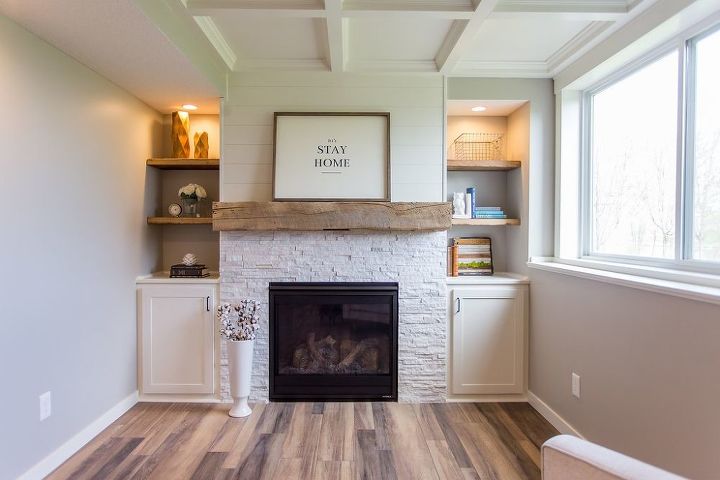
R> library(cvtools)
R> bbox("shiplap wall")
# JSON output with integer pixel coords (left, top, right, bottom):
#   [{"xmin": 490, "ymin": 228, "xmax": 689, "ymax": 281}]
[{"xmin": 222, "ymin": 72, "xmax": 444, "ymax": 201}]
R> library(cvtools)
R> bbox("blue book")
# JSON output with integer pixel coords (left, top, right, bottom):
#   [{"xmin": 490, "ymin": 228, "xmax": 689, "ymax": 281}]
[
  {"xmin": 475, "ymin": 214, "xmax": 507, "ymax": 219},
  {"xmin": 475, "ymin": 209, "xmax": 505, "ymax": 215},
  {"xmin": 475, "ymin": 206, "xmax": 503, "ymax": 211},
  {"xmin": 466, "ymin": 187, "xmax": 476, "ymax": 218}
]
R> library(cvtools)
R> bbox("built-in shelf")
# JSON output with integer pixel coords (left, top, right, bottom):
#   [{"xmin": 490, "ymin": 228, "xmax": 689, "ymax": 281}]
[
  {"xmin": 147, "ymin": 217, "xmax": 213, "ymax": 225},
  {"xmin": 146, "ymin": 158, "xmax": 219, "ymax": 170},
  {"xmin": 451, "ymin": 218, "xmax": 520, "ymax": 226},
  {"xmin": 447, "ymin": 159, "xmax": 521, "ymax": 171}
]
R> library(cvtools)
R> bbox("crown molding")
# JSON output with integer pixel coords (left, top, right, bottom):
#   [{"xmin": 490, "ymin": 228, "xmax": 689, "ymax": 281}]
[
  {"xmin": 344, "ymin": 0, "xmax": 474, "ymax": 12},
  {"xmin": 347, "ymin": 59, "xmax": 440, "ymax": 73},
  {"xmin": 343, "ymin": 0, "xmax": 474, "ymax": 18},
  {"xmin": 185, "ymin": 0, "xmax": 325, "ymax": 17},
  {"xmin": 234, "ymin": 58, "xmax": 329, "ymax": 72},
  {"xmin": 452, "ymin": 60, "xmax": 551, "ymax": 77},
  {"xmin": 496, "ymin": 0, "xmax": 628, "ymax": 12},
  {"xmin": 546, "ymin": 21, "xmax": 613, "ymax": 75}
]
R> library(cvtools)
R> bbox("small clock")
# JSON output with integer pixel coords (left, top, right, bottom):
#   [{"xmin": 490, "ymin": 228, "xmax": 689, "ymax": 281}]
[{"xmin": 168, "ymin": 203, "xmax": 182, "ymax": 217}]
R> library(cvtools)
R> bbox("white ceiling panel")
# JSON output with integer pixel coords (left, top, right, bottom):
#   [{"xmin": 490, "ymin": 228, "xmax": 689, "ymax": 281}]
[
  {"xmin": 349, "ymin": 17, "xmax": 453, "ymax": 61},
  {"xmin": 464, "ymin": 17, "xmax": 592, "ymax": 62},
  {"xmin": 213, "ymin": 16, "xmax": 326, "ymax": 62}
]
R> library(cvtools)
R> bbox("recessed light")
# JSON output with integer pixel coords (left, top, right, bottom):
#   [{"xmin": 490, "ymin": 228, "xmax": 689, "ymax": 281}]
[
  {"xmin": 471, "ymin": 106, "xmax": 487, "ymax": 112},
  {"xmin": 181, "ymin": 104, "xmax": 198, "ymax": 111}
]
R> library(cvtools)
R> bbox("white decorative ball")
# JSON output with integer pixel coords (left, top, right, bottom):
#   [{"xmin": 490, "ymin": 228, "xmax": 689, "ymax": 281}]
[{"xmin": 182, "ymin": 253, "xmax": 197, "ymax": 266}]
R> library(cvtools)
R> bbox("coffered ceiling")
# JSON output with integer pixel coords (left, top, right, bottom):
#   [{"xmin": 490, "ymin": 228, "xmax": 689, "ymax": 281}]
[
  {"xmin": 183, "ymin": 0, "xmax": 655, "ymax": 76},
  {"xmin": 0, "ymin": 0, "xmax": 657, "ymax": 113}
]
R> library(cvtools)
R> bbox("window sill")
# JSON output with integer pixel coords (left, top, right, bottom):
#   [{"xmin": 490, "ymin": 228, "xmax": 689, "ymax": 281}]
[{"xmin": 527, "ymin": 258, "xmax": 720, "ymax": 306}]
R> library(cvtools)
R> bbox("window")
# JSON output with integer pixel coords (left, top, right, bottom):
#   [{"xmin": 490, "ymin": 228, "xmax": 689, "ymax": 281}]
[
  {"xmin": 583, "ymin": 24, "xmax": 720, "ymax": 268},
  {"xmin": 691, "ymin": 29, "xmax": 720, "ymax": 261}
]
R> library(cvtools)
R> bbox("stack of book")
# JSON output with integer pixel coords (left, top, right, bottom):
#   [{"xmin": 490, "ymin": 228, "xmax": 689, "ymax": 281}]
[
  {"xmin": 170, "ymin": 263, "xmax": 209, "ymax": 278},
  {"xmin": 448, "ymin": 237, "xmax": 493, "ymax": 276},
  {"xmin": 474, "ymin": 206, "xmax": 507, "ymax": 219}
]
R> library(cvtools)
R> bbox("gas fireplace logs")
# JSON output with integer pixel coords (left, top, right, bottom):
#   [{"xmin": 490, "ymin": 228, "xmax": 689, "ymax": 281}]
[{"xmin": 287, "ymin": 332, "xmax": 386, "ymax": 374}]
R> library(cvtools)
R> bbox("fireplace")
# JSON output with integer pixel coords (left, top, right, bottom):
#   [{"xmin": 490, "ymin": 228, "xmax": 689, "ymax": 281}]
[{"xmin": 269, "ymin": 282, "xmax": 398, "ymax": 401}]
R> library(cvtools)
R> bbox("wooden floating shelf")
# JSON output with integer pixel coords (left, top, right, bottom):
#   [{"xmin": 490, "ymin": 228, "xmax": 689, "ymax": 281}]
[
  {"xmin": 147, "ymin": 217, "xmax": 213, "ymax": 225},
  {"xmin": 451, "ymin": 218, "xmax": 520, "ymax": 226},
  {"xmin": 447, "ymin": 159, "xmax": 521, "ymax": 171},
  {"xmin": 213, "ymin": 201, "xmax": 452, "ymax": 232},
  {"xmin": 146, "ymin": 158, "xmax": 219, "ymax": 170}
]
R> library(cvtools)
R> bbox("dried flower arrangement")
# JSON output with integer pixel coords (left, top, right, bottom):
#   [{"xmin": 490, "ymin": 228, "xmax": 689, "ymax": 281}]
[
  {"xmin": 178, "ymin": 183, "xmax": 207, "ymax": 200},
  {"xmin": 218, "ymin": 300, "xmax": 260, "ymax": 342}
]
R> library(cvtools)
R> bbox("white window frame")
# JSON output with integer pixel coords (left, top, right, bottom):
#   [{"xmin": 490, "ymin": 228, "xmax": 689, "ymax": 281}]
[{"xmin": 579, "ymin": 21, "xmax": 720, "ymax": 276}]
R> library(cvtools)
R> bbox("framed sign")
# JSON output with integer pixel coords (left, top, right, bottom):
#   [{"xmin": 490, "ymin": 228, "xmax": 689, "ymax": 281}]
[{"xmin": 273, "ymin": 112, "xmax": 390, "ymax": 201}]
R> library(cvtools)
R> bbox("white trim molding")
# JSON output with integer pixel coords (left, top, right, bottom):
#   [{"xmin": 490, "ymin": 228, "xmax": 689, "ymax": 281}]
[
  {"xmin": 528, "ymin": 258, "xmax": 720, "ymax": 306},
  {"xmin": 528, "ymin": 391, "xmax": 585, "ymax": 438},
  {"xmin": 17, "ymin": 391, "xmax": 139, "ymax": 480}
]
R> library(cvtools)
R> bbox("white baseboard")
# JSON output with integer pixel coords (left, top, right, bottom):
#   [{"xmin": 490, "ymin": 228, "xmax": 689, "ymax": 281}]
[
  {"xmin": 527, "ymin": 391, "xmax": 585, "ymax": 438},
  {"xmin": 446, "ymin": 394, "xmax": 528, "ymax": 403},
  {"xmin": 139, "ymin": 393, "xmax": 221, "ymax": 403},
  {"xmin": 18, "ymin": 391, "xmax": 139, "ymax": 480}
]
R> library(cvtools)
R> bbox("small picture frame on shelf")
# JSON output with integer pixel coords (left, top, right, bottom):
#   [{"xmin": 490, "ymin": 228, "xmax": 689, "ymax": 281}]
[{"xmin": 449, "ymin": 237, "xmax": 493, "ymax": 276}]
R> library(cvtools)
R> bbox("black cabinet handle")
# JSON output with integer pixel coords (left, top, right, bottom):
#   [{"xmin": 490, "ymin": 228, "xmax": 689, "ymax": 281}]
[
  {"xmin": 456, "ymin": 298, "xmax": 460, "ymax": 313},
  {"xmin": 206, "ymin": 296, "xmax": 210, "ymax": 312}
]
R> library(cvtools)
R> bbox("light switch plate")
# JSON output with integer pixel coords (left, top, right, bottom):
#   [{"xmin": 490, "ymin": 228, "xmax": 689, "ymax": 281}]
[{"xmin": 39, "ymin": 391, "xmax": 52, "ymax": 421}]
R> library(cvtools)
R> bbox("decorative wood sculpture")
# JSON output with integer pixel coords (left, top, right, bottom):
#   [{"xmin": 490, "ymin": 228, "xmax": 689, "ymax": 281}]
[
  {"xmin": 171, "ymin": 111, "xmax": 190, "ymax": 158},
  {"xmin": 194, "ymin": 131, "xmax": 209, "ymax": 159}
]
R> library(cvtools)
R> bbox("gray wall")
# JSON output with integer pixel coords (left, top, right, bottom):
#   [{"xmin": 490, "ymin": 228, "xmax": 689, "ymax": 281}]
[
  {"xmin": 0, "ymin": 15, "xmax": 162, "ymax": 478},
  {"xmin": 529, "ymin": 270, "xmax": 720, "ymax": 478}
]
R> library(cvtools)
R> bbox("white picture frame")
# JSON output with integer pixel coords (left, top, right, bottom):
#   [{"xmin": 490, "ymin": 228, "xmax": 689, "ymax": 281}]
[{"xmin": 273, "ymin": 112, "xmax": 390, "ymax": 201}]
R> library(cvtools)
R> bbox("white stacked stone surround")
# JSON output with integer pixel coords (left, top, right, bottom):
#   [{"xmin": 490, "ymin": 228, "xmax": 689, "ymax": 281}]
[{"xmin": 220, "ymin": 230, "xmax": 447, "ymax": 403}]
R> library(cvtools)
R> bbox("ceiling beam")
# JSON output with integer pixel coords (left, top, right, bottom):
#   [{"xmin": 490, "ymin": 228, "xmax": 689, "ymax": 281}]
[
  {"xmin": 193, "ymin": 16, "xmax": 237, "ymax": 70},
  {"xmin": 435, "ymin": 0, "xmax": 501, "ymax": 74},
  {"xmin": 324, "ymin": 0, "xmax": 346, "ymax": 72}
]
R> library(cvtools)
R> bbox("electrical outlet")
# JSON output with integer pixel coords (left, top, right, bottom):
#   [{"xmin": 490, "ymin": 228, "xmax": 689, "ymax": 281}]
[
  {"xmin": 39, "ymin": 391, "xmax": 52, "ymax": 421},
  {"xmin": 571, "ymin": 373, "xmax": 581, "ymax": 399}
]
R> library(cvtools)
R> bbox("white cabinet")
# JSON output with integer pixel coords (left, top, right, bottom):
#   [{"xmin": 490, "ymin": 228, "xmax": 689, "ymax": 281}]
[
  {"xmin": 450, "ymin": 278, "xmax": 528, "ymax": 395},
  {"xmin": 138, "ymin": 281, "xmax": 217, "ymax": 395}
]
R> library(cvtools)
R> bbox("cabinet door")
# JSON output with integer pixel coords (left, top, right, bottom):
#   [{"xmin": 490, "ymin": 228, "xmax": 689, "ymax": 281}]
[
  {"xmin": 451, "ymin": 286, "xmax": 526, "ymax": 395},
  {"xmin": 140, "ymin": 285, "xmax": 215, "ymax": 394}
]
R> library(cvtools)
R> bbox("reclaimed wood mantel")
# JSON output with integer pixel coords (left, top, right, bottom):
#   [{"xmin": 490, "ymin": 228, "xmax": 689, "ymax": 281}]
[{"xmin": 212, "ymin": 201, "xmax": 452, "ymax": 232}]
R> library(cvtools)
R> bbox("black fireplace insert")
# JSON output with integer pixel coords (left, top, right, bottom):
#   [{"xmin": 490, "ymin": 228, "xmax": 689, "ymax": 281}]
[{"xmin": 269, "ymin": 282, "xmax": 398, "ymax": 401}]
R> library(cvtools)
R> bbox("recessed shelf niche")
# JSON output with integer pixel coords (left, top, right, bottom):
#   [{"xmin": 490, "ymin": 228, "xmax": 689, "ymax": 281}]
[{"xmin": 445, "ymin": 100, "xmax": 529, "ymax": 274}]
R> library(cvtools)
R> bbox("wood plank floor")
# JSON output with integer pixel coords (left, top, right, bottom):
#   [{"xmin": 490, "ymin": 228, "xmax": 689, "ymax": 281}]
[{"xmin": 47, "ymin": 402, "xmax": 559, "ymax": 480}]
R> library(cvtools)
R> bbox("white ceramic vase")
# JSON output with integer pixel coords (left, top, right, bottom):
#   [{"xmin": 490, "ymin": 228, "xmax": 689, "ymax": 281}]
[{"xmin": 227, "ymin": 339, "xmax": 254, "ymax": 418}]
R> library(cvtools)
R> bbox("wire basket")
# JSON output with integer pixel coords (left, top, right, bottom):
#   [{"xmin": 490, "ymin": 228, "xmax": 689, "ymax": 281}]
[{"xmin": 453, "ymin": 133, "xmax": 504, "ymax": 161}]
